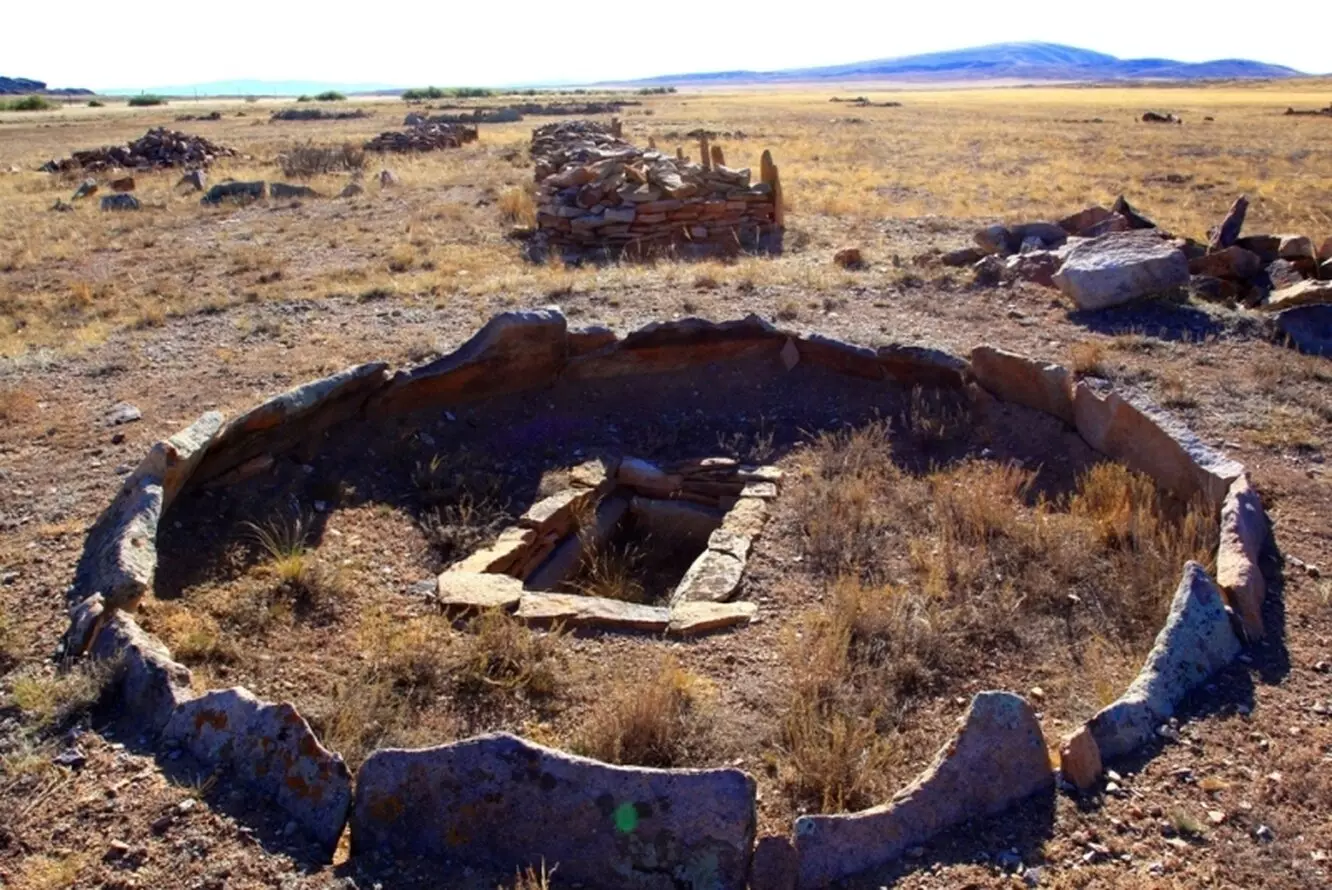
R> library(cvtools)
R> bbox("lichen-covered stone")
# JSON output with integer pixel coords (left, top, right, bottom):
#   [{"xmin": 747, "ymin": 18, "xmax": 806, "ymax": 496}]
[
  {"xmin": 671, "ymin": 550, "xmax": 745, "ymax": 605},
  {"xmin": 350, "ymin": 733, "xmax": 756, "ymax": 890},
  {"xmin": 164, "ymin": 688, "xmax": 351, "ymax": 854},
  {"xmin": 1073, "ymin": 382, "xmax": 1243, "ymax": 508},
  {"xmin": 1088, "ymin": 562, "xmax": 1241, "ymax": 760},
  {"xmin": 720, "ymin": 498, "xmax": 769, "ymax": 539},
  {"xmin": 794, "ymin": 692, "xmax": 1052, "ymax": 888}
]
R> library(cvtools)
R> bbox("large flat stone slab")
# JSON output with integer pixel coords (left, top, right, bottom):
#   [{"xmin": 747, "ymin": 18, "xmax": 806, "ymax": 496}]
[
  {"xmin": 436, "ymin": 571, "xmax": 525, "ymax": 614},
  {"xmin": 1073, "ymin": 382, "xmax": 1243, "ymax": 508},
  {"xmin": 350, "ymin": 733, "xmax": 756, "ymax": 889},
  {"xmin": 164, "ymin": 688, "xmax": 352, "ymax": 854},
  {"xmin": 970, "ymin": 346, "xmax": 1075, "ymax": 425},
  {"xmin": 66, "ymin": 412, "xmax": 225, "ymax": 654},
  {"xmin": 564, "ymin": 315, "xmax": 784, "ymax": 380},
  {"xmin": 671, "ymin": 549, "xmax": 745, "ymax": 605},
  {"xmin": 1088, "ymin": 562, "xmax": 1241, "ymax": 760},
  {"xmin": 1262, "ymin": 280, "xmax": 1332, "ymax": 312},
  {"xmin": 1215, "ymin": 475, "xmax": 1268, "ymax": 640},
  {"xmin": 793, "ymin": 692, "xmax": 1053, "ymax": 888},
  {"xmin": 1054, "ymin": 231, "xmax": 1189, "ymax": 310},
  {"xmin": 668, "ymin": 601, "xmax": 757, "ymax": 636},
  {"xmin": 515, "ymin": 593, "xmax": 670, "ymax": 632},
  {"xmin": 369, "ymin": 308, "xmax": 567, "ymax": 416}
]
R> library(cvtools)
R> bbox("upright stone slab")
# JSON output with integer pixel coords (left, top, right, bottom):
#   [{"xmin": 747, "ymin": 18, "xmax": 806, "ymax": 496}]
[
  {"xmin": 90, "ymin": 613, "xmax": 194, "ymax": 733},
  {"xmin": 1274, "ymin": 304, "xmax": 1332, "ymax": 357},
  {"xmin": 564, "ymin": 315, "xmax": 784, "ymax": 380},
  {"xmin": 1073, "ymin": 382, "xmax": 1243, "ymax": 508},
  {"xmin": 970, "ymin": 346, "xmax": 1075, "ymax": 425},
  {"xmin": 1215, "ymin": 475, "xmax": 1268, "ymax": 640},
  {"xmin": 793, "ymin": 692, "xmax": 1052, "ymax": 888},
  {"xmin": 370, "ymin": 308, "xmax": 568, "ymax": 415},
  {"xmin": 164, "ymin": 688, "xmax": 352, "ymax": 854},
  {"xmin": 351, "ymin": 733, "xmax": 756, "ymax": 890},
  {"xmin": 66, "ymin": 412, "xmax": 225, "ymax": 654},
  {"xmin": 1088, "ymin": 562, "xmax": 1241, "ymax": 760}
]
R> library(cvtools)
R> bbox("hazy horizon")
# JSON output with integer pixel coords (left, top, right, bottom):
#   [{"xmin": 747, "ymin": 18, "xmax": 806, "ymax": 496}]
[{"xmin": 7, "ymin": 1, "xmax": 1327, "ymax": 91}]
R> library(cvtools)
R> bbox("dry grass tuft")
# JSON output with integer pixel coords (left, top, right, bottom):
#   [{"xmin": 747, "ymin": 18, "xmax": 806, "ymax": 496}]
[
  {"xmin": 570, "ymin": 538, "xmax": 648, "ymax": 604},
  {"xmin": 245, "ymin": 513, "xmax": 348, "ymax": 621},
  {"xmin": 9, "ymin": 661, "xmax": 113, "ymax": 731},
  {"xmin": 0, "ymin": 606, "xmax": 17, "ymax": 673},
  {"xmin": 0, "ymin": 386, "xmax": 38, "ymax": 423},
  {"xmin": 506, "ymin": 862, "xmax": 555, "ymax": 890},
  {"xmin": 278, "ymin": 142, "xmax": 364, "ymax": 178},
  {"xmin": 574, "ymin": 656, "xmax": 714, "ymax": 768},
  {"xmin": 498, "ymin": 186, "xmax": 537, "ymax": 226},
  {"xmin": 454, "ymin": 608, "xmax": 562, "ymax": 699}
]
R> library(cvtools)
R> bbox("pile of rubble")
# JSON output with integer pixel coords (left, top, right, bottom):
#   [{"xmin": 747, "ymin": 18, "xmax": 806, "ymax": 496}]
[
  {"xmin": 363, "ymin": 122, "xmax": 478, "ymax": 153},
  {"xmin": 272, "ymin": 107, "xmax": 373, "ymax": 122},
  {"xmin": 943, "ymin": 196, "xmax": 1332, "ymax": 355},
  {"xmin": 405, "ymin": 108, "xmax": 522, "ymax": 126},
  {"xmin": 525, "ymin": 120, "xmax": 783, "ymax": 262},
  {"xmin": 39, "ymin": 128, "xmax": 235, "ymax": 173},
  {"xmin": 1284, "ymin": 104, "xmax": 1332, "ymax": 117}
]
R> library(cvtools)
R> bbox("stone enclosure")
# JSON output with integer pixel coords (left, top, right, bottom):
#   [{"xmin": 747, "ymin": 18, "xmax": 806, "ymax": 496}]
[
  {"xmin": 61, "ymin": 309, "xmax": 1270, "ymax": 888},
  {"xmin": 527, "ymin": 120, "xmax": 784, "ymax": 263}
]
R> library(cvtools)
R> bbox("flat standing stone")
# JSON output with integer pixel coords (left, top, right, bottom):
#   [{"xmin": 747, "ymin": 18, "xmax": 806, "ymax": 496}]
[
  {"xmin": 671, "ymin": 549, "xmax": 745, "ymax": 605},
  {"xmin": 449, "ymin": 526, "xmax": 536, "ymax": 575},
  {"xmin": 668, "ymin": 601, "xmax": 757, "ymax": 635},
  {"xmin": 350, "ymin": 733, "xmax": 756, "ymax": 889},
  {"xmin": 1215, "ymin": 475, "xmax": 1268, "ymax": 640},
  {"xmin": 970, "ymin": 346, "xmax": 1075, "ymax": 425},
  {"xmin": 1088, "ymin": 562, "xmax": 1241, "ymax": 760},
  {"xmin": 436, "ymin": 571, "xmax": 524, "ymax": 613},
  {"xmin": 164, "ymin": 688, "xmax": 351, "ymax": 854},
  {"xmin": 794, "ymin": 692, "xmax": 1053, "ymax": 887},
  {"xmin": 720, "ymin": 498, "xmax": 769, "ymax": 539},
  {"xmin": 515, "ymin": 593, "xmax": 670, "ymax": 632}
]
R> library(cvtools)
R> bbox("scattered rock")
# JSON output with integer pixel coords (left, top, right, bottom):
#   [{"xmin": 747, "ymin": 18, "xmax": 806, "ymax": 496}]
[
  {"xmin": 176, "ymin": 169, "xmax": 206, "ymax": 191},
  {"xmin": 1261, "ymin": 279, "xmax": 1332, "ymax": 312},
  {"xmin": 1273, "ymin": 304, "xmax": 1332, "ymax": 356},
  {"xmin": 338, "ymin": 181, "xmax": 364, "ymax": 199},
  {"xmin": 794, "ymin": 692, "xmax": 1053, "ymax": 887},
  {"xmin": 1053, "ymin": 231, "xmax": 1188, "ymax": 310},
  {"xmin": 200, "ymin": 181, "xmax": 265, "ymax": 206},
  {"xmin": 1189, "ymin": 246, "xmax": 1261, "ymax": 281},
  {"xmin": 106, "ymin": 402, "xmax": 142, "ymax": 426},
  {"xmin": 1209, "ymin": 195, "xmax": 1248, "ymax": 250},
  {"xmin": 1142, "ymin": 112, "xmax": 1181, "ymax": 124},
  {"xmin": 268, "ymin": 182, "xmax": 319, "ymax": 200},
  {"xmin": 350, "ymin": 732, "xmax": 756, "ymax": 889},
  {"xmin": 833, "ymin": 246, "xmax": 864, "ymax": 269},
  {"xmin": 109, "ymin": 176, "xmax": 135, "ymax": 192},
  {"xmin": 941, "ymin": 246, "xmax": 986, "ymax": 266},
  {"xmin": 515, "ymin": 593, "xmax": 670, "ymax": 632},
  {"xmin": 377, "ymin": 169, "xmax": 398, "ymax": 188},
  {"xmin": 1006, "ymin": 250, "xmax": 1061, "ymax": 287},
  {"xmin": 1215, "ymin": 475, "xmax": 1268, "ymax": 640},
  {"xmin": 100, "ymin": 193, "xmax": 140, "ymax": 212},
  {"xmin": 434, "ymin": 571, "xmax": 524, "ymax": 614},
  {"xmin": 72, "ymin": 178, "xmax": 98, "ymax": 200},
  {"xmin": 1058, "ymin": 726, "xmax": 1102, "ymax": 790},
  {"xmin": 1278, "ymin": 234, "xmax": 1315, "ymax": 261},
  {"xmin": 41, "ymin": 127, "xmax": 234, "ymax": 173}
]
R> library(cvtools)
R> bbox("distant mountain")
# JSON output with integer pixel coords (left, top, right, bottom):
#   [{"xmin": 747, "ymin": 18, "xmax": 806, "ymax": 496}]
[
  {"xmin": 101, "ymin": 80, "xmax": 402, "ymax": 98},
  {"xmin": 0, "ymin": 75, "xmax": 92, "ymax": 95},
  {"xmin": 626, "ymin": 41, "xmax": 1304, "ymax": 85}
]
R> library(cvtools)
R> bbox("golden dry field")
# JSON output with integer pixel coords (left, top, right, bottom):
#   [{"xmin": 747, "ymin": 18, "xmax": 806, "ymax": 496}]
[
  {"xmin": 2, "ymin": 82, "xmax": 1331, "ymax": 357},
  {"xmin": 2, "ymin": 81, "xmax": 1331, "ymax": 890}
]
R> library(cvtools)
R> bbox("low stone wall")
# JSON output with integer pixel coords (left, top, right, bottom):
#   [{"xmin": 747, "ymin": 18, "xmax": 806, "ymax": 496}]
[
  {"xmin": 60, "ymin": 312, "xmax": 1269, "ymax": 886},
  {"xmin": 527, "ymin": 120, "xmax": 784, "ymax": 263}
]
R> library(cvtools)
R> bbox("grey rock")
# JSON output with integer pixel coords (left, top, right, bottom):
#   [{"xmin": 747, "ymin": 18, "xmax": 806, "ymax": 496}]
[
  {"xmin": 106, "ymin": 402, "xmax": 141, "ymax": 426},
  {"xmin": 72, "ymin": 178, "xmax": 98, "ymax": 200},
  {"xmin": 201, "ymin": 181, "xmax": 265, "ymax": 205},
  {"xmin": 350, "ymin": 733, "xmax": 756, "ymax": 889},
  {"xmin": 338, "ymin": 182, "xmax": 364, "ymax": 199},
  {"xmin": 1011, "ymin": 221, "xmax": 1067, "ymax": 250},
  {"xmin": 51, "ymin": 199, "xmax": 74, "ymax": 212},
  {"xmin": 794, "ymin": 692, "xmax": 1052, "ymax": 888},
  {"xmin": 177, "ymin": 169, "xmax": 206, "ymax": 191},
  {"xmin": 941, "ymin": 246, "xmax": 986, "ymax": 267},
  {"xmin": 100, "ymin": 194, "xmax": 140, "ymax": 212},
  {"xmin": 1053, "ymin": 231, "xmax": 1189, "ymax": 310},
  {"xmin": 164, "ymin": 687, "xmax": 351, "ymax": 853},
  {"xmin": 89, "ymin": 613, "xmax": 193, "ymax": 733},
  {"xmin": 1088, "ymin": 562, "xmax": 1241, "ymax": 760},
  {"xmin": 66, "ymin": 412, "xmax": 224, "ymax": 654},
  {"xmin": 269, "ymin": 182, "xmax": 320, "ymax": 200},
  {"xmin": 974, "ymin": 224, "xmax": 1012, "ymax": 256},
  {"xmin": 1274, "ymin": 304, "xmax": 1332, "ymax": 357}
]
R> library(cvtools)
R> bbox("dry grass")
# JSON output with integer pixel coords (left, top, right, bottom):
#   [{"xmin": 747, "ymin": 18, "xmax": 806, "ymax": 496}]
[
  {"xmin": 1070, "ymin": 340, "xmax": 1111, "ymax": 377},
  {"xmin": 277, "ymin": 142, "xmax": 364, "ymax": 178},
  {"xmin": 573, "ymin": 656, "xmax": 714, "ymax": 768},
  {"xmin": 779, "ymin": 425, "xmax": 1219, "ymax": 812},
  {"xmin": 7, "ymin": 661, "xmax": 113, "ymax": 732},
  {"xmin": 10, "ymin": 853, "xmax": 90, "ymax": 890},
  {"xmin": 244, "ymin": 513, "xmax": 348, "ymax": 621},
  {"xmin": 570, "ymin": 538, "xmax": 649, "ymax": 604},
  {"xmin": 454, "ymin": 608, "xmax": 562, "ymax": 699},
  {"xmin": 498, "ymin": 186, "xmax": 537, "ymax": 226},
  {"xmin": 0, "ymin": 605, "xmax": 17, "ymax": 672}
]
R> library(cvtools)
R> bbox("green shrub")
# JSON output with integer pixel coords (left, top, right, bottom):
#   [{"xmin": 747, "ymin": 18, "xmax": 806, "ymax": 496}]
[
  {"xmin": 127, "ymin": 94, "xmax": 168, "ymax": 107},
  {"xmin": 296, "ymin": 94, "xmax": 312, "ymax": 102},
  {"xmin": 401, "ymin": 86, "xmax": 492, "ymax": 101},
  {"xmin": 1, "ymin": 95, "xmax": 56, "ymax": 112},
  {"xmin": 313, "ymin": 90, "xmax": 346, "ymax": 102},
  {"xmin": 87, "ymin": 99, "xmax": 105, "ymax": 108}
]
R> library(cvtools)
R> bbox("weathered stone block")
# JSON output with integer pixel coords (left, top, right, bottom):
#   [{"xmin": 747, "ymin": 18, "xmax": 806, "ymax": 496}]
[
  {"xmin": 1215, "ymin": 475, "xmax": 1267, "ymax": 640},
  {"xmin": 970, "ymin": 346, "xmax": 1075, "ymax": 425},
  {"xmin": 351, "ymin": 733, "xmax": 756, "ymax": 889},
  {"xmin": 90, "ymin": 613, "xmax": 193, "ymax": 734}
]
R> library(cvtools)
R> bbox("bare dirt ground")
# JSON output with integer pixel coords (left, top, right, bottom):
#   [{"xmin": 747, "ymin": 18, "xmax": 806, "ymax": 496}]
[{"xmin": 1, "ymin": 84, "xmax": 1331, "ymax": 889}]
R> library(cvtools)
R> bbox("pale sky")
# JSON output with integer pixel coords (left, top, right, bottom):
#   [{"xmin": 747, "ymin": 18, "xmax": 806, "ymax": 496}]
[{"xmin": 8, "ymin": 1, "xmax": 1328, "ymax": 91}]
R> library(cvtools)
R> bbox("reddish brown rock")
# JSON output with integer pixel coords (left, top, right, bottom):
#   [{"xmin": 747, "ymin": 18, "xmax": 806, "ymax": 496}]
[
  {"xmin": 1058, "ymin": 205, "xmax": 1115, "ymax": 236},
  {"xmin": 1261, "ymin": 279, "xmax": 1332, "ymax": 312},
  {"xmin": 1189, "ymin": 246, "xmax": 1261, "ymax": 280},
  {"xmin": 565, "ymin": 316, "xmax": 784, "ymax": 380},
  {"xmin": 833, "ymin": 246, "xmax": 865, "ymax": 269},
  {"xmin": 1215, "ymin": 475, "xmax": 1267, "ymax": 640},
  {"xmin": 1208, "ymin": 195, "xmax": 1248, "ymax": 250},
  {"xmin": 970, "ymin": 346, "xmax": 1075, "ymax": 425},
  {"xmin": 1058, "ymin": 725, "xmax": 1102, "ymax": 790},
  {"xmin": 796, "ymin": 334, "xmax": 883, "ymax": 380}
]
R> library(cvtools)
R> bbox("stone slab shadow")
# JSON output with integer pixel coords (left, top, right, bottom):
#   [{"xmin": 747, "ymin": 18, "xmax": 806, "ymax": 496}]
[{"xmin": 57, "ymin": 311, "xmax": 1270, "ymax": 882}]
